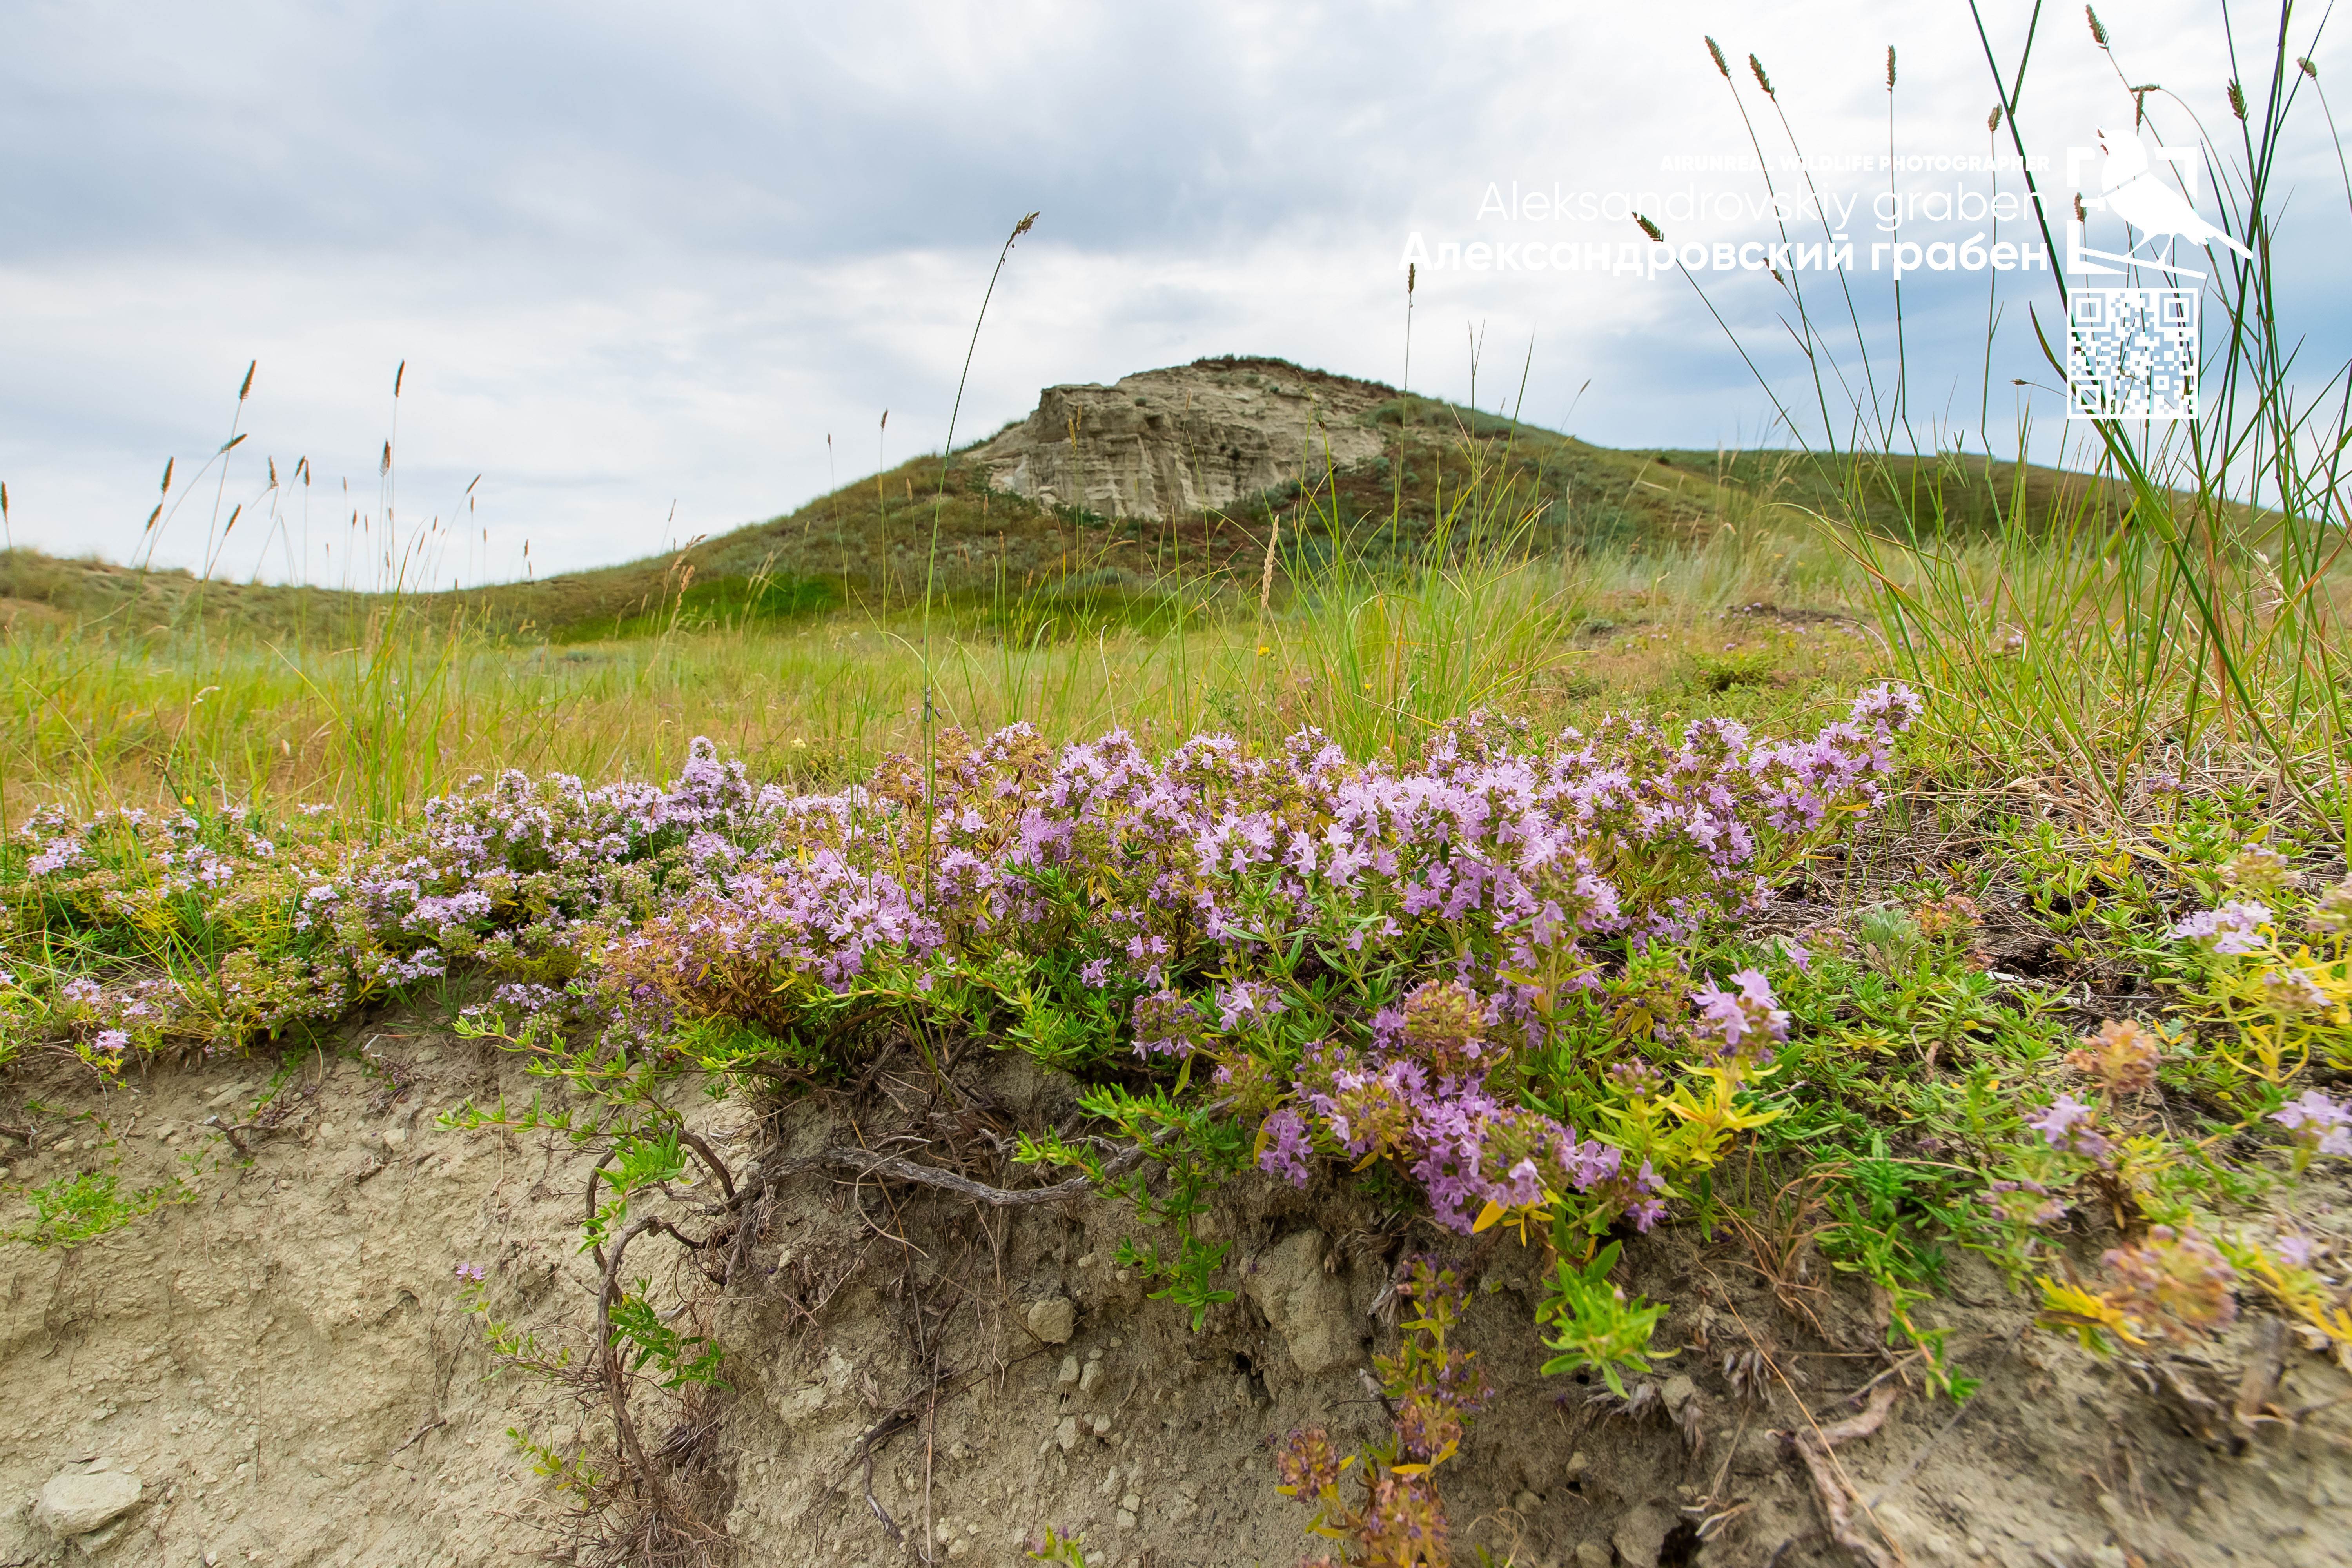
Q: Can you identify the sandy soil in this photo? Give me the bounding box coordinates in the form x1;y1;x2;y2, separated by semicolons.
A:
5;1021;2350;1568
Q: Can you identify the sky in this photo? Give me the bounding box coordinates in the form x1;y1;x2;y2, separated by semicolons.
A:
5;0;2345;582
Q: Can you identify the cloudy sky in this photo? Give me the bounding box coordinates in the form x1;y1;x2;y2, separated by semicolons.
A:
5;0;2342;580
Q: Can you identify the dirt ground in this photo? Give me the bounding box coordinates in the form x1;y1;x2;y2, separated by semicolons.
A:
4;1020;2350;1568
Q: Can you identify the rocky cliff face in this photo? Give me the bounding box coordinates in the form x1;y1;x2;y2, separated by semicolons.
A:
969;356;1396;521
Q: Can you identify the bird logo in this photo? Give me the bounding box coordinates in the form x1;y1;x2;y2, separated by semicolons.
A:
2096;131;2253;258
2067;132;2252;277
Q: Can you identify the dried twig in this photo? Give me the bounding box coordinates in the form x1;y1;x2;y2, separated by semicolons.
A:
388;1414;446;1458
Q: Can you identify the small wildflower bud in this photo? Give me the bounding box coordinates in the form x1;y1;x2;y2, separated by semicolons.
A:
1913;893;1981;939
1273;1426;1343;1499
2099;1225;2237;1341
2220;844;2290;896
1392;1391;1465;1463
1400;980;1490;1076
1363;1471;1449;1561
1985;1179;2064;1228
1130;989;1201;1061
2309;877;2352;937
1607;1058;1664;1102
2259;966;2329;1017
2066;1018;2160;1096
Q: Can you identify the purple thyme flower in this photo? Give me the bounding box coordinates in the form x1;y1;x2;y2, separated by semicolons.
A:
1215;980;1286;1031
2029;1093;2111;1158
1690;967;1789;1069
2272;1091;2352;1160
26;839;85;877
2169;900;2271;956
1258;1107;1312;1188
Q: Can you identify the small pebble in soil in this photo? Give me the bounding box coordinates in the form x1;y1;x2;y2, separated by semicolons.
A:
1027;1296;1076;1345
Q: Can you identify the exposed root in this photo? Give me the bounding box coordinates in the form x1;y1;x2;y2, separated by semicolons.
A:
815;1144;1128;1206
1780;1383;1902;1568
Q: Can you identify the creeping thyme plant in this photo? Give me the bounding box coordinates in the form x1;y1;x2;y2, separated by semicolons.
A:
9;681;2352;1564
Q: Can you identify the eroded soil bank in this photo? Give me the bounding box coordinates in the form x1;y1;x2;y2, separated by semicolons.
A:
4;1021;2350;1568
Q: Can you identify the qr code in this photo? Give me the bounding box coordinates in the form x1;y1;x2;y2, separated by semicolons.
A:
2068;288;2198;419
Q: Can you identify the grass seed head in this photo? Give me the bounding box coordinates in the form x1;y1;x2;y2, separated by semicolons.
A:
1706;36;1728;78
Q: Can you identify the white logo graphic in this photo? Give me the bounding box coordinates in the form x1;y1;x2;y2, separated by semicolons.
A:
2062;133;2247;420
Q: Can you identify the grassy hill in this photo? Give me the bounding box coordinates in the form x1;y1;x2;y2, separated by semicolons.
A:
0;365;2138;650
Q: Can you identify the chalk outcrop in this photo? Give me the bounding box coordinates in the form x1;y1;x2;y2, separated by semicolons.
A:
969;357;1394;521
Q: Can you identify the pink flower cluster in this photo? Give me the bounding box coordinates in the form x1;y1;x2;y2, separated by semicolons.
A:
1287;980;1666;1233
615;688;1916;1030
10;691;1916;1234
